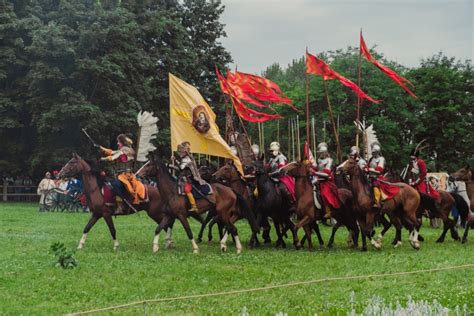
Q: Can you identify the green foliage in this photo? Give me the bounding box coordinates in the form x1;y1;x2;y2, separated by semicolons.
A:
50;242;77;269
1;203;474;314
0;0;231;179
256;48;473;171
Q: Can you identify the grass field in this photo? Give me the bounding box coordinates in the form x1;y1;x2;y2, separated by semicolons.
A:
1;203;473;315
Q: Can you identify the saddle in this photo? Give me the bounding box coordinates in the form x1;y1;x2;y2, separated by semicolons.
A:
177;181;213;200
311;180;323;210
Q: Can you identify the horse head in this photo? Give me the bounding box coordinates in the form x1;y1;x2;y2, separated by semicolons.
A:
212;160;238;183
340;157;358;177
451;166;472;182
59;153;90;178
283;161;308;178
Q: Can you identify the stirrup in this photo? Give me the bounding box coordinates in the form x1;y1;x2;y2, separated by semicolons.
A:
188;205;198;212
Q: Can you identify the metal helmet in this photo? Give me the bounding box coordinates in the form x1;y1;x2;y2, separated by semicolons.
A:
317;142;329;153
349;146;360;156
230;145;238;156
269;141;280;152
251;144;260;156
371;141;381;153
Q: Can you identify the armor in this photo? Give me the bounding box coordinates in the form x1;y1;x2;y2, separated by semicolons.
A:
317;142;329;153
317;156;333;171
349;146;367;169
369;156;385;170
251;144;260;157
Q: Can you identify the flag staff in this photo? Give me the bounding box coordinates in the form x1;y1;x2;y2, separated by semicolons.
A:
305;47;310;151
323;80;342;163
355;28;363;148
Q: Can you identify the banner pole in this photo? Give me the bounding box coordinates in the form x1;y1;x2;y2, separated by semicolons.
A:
355;28;363;148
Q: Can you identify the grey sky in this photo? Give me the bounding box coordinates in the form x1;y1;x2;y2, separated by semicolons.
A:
220;0;473;74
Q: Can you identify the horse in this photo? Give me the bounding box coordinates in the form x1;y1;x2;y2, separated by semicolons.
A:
58;153;173;251
385;168;467;243
138;156;248;254
252;159;300;249
451;166;474;243
211;161;266;246
284;161;358;250
341;158;421;250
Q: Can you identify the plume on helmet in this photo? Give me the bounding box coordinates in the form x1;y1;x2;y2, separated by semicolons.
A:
355;121;378;159
136;111;159;162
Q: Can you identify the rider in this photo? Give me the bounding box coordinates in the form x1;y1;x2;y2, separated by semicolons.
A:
409;148;440;199
99;134;145;205
368;141;385;208
174;141;208;212
314;142;341;218
348;146;367;170
268;141;296;201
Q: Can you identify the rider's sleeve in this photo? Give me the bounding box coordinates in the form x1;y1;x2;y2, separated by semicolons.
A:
102;150;123;162
417;160;427;183
100;146;113;156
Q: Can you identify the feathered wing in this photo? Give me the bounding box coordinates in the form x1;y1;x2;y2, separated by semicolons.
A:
136;111;159;162
355;121;378;159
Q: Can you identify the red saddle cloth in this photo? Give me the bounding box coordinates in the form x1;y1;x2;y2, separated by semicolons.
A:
320;180;341;209
416;181;440;200
102;185;116;206
279;175;296;202
379;180;400;201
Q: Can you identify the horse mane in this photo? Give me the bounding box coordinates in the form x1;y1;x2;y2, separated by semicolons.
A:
155;156;177;184
83;158;105;187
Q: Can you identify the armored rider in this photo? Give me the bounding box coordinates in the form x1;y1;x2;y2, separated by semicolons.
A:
99;134;146;206
368;141;385;208
173;141;207;212
268;141;296;201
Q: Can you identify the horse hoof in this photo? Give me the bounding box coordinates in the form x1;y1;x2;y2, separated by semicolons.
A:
327;243;333;249
462;238;468;244
220;245;227;252
361;247;367;252
153;244;159;253
418;235;425;242
394;241;402;248
371;240;381;250
411;241;420;250
236;248;242;254
197;238;202;244
193;248;199;254
435;239;443;243
165;242;174;250
376;234;383;241
77;244;84;250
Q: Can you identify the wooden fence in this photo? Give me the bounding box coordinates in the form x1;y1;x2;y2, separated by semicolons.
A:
1;181;39;202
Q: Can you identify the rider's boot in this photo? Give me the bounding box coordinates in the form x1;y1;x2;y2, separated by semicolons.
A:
186;192;198;212
373;186;382;208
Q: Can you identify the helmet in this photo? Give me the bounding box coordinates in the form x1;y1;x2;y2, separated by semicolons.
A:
370;141;381;153
317;142;328;153
349;146;359;156
230;146;238;156
177;141;191;157
251;144;260;156
269;141;280;152
117;134;133;147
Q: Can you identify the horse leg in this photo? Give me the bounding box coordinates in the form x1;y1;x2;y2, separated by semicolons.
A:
327;222;342;248
366;212;381;250
303;224;314;251
462;225;470;243
449;218;460;241
197;212;213;243
273;220;286;249
177;213;199;254
436;216;450;243
77;214;101;249
312;221;325;248
261;216;271;244
103;214;119;251
227;224;242;254
378;214;392;241
284;217;300;250
165;218;175;249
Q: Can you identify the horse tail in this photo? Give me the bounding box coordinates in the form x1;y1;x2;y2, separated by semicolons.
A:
235;191;260;234
449;192;469;223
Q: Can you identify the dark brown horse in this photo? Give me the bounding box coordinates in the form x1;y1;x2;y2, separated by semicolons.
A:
138;157;246;253
284;161;358;250
341;158;421;250
58;154;172;251
451;166;474;243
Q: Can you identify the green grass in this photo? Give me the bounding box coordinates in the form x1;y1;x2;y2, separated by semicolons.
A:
1;203;473;315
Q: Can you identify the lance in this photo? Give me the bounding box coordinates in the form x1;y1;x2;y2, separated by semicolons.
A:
81;128;99;147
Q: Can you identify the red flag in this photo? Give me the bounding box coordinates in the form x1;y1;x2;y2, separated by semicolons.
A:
306;52;381;104
216;67;281;123
360;33;416;98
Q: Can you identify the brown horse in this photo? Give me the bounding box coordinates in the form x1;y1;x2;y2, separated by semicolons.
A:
385;168;465;244
451;166;474;243
58;154;172;251
341;158;421;250
284;161;357;250
138;156;246;254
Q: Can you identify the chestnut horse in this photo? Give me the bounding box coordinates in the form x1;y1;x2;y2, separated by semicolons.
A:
138;157;247;254
341;158;421;250
451;166;474;243
58;154;172;251
284;162;358;250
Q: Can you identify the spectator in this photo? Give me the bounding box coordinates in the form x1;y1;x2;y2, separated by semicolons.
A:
37;172;56;211
66;176;82;197
52;170;61;187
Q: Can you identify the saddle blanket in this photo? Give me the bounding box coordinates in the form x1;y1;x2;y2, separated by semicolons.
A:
178;182;213;199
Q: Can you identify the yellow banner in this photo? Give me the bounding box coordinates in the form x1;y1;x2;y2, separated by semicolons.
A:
169;73;243;174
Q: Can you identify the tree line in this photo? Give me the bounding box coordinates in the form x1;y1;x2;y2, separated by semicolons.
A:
1;0;472;180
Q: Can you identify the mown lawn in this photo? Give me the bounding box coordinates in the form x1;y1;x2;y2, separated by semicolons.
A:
0;203;473;315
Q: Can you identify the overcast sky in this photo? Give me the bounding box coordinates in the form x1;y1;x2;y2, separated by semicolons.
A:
220;0;473;74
